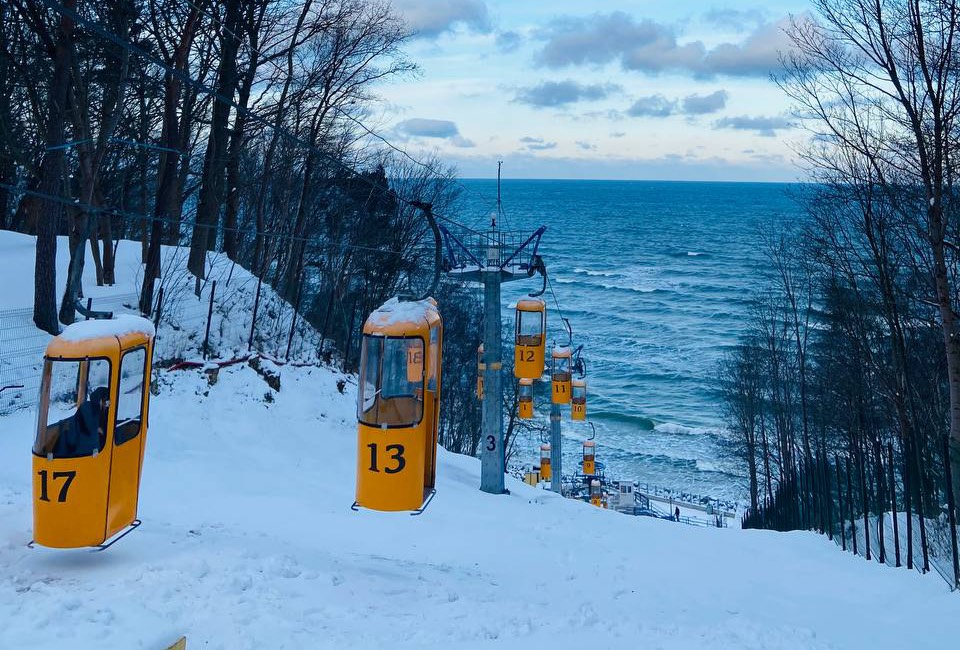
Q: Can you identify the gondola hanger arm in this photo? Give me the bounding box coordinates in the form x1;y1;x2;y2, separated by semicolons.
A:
527;255;547;298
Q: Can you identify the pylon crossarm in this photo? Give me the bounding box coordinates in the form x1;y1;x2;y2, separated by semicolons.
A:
438;224;483;270
500;226;547;270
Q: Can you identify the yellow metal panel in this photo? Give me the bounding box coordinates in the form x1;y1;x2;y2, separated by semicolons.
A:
540;459;551;482
518;399;533;419
33;454;111;547
356;423;429;511
551;378;571;404
571;402;586;420
166;637;187;650
514;344;545;380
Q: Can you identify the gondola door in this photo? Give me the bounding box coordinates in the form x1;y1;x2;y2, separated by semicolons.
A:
105;339;151;539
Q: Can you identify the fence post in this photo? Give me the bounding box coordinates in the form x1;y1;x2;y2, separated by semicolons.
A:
858;446;871;561
285;269;305;361
248;273;263;353
888;442;901;568
874;439;886;565
836;456;846;551
823;454;832;540
944;435;960;590
153;286;164;331
202;280;216;361
904;441;914;570
847;455;858;556
916;440;930;574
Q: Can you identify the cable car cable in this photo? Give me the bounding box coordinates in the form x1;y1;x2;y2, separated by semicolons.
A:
0;180;411;258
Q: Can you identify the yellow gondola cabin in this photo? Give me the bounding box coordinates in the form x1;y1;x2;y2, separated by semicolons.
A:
582;440;596;476
32;315;155;549
355;298;442;512
551;346;572;404
589;479;603;507
514;298;546;379
571;379;586;420
518;378;534;419
539;444;551;482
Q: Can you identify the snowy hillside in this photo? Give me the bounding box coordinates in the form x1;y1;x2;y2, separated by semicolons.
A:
0;231;321;414
0;234;957;649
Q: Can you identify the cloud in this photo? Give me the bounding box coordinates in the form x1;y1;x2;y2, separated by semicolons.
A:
534;12;793;78
514;80;621;108
393;0;491;38
702;8;767;32
496;30;523;52
703;20;793;76
681;90;728;115
520;136;557;151
451;136;476;148
714;115;794;137
395;118;476;147
626;95;677;118
576;140;597;151
396;118;460;138
610;131;626;138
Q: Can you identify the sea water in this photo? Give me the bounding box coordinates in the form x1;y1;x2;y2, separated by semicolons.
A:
458;179;802;502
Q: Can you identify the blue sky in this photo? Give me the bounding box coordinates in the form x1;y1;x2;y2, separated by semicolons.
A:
376;1;811;181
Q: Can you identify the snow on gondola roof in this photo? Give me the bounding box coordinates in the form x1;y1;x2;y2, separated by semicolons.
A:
366;297;438;329
58;314;155;343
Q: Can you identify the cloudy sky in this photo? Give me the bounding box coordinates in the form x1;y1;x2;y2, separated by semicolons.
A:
376;1;810;182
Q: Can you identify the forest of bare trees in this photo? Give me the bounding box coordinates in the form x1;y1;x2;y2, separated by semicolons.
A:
0;1;483;454
721;0;960;580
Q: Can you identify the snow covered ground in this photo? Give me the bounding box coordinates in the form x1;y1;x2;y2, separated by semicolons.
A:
0;231;957;648
1;360;957;649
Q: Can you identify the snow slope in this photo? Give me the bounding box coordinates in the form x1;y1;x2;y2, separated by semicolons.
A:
0;360;957;649
0;230;320;413
0;230;957;648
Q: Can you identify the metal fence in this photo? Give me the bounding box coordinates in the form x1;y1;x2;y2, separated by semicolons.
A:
0;292;141;415
742;439;960;591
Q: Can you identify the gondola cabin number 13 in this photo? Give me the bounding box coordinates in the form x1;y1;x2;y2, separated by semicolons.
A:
355;298;443;512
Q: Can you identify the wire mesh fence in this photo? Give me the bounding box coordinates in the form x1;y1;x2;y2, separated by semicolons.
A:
0;292;140;415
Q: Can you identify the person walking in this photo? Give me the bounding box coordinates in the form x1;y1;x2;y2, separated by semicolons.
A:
674;506;680;522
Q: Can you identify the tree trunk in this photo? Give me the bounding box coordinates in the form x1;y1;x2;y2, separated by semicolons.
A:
29;0;77;334
189;0;243;282
140;4;201;314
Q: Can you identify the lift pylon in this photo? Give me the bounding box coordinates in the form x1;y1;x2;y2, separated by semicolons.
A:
438;176;546;495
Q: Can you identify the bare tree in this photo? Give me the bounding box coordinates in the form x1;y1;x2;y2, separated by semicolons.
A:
780;0;960;505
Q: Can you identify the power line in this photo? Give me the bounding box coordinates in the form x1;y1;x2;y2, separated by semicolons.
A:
545;274;572;347
0;180;409;258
